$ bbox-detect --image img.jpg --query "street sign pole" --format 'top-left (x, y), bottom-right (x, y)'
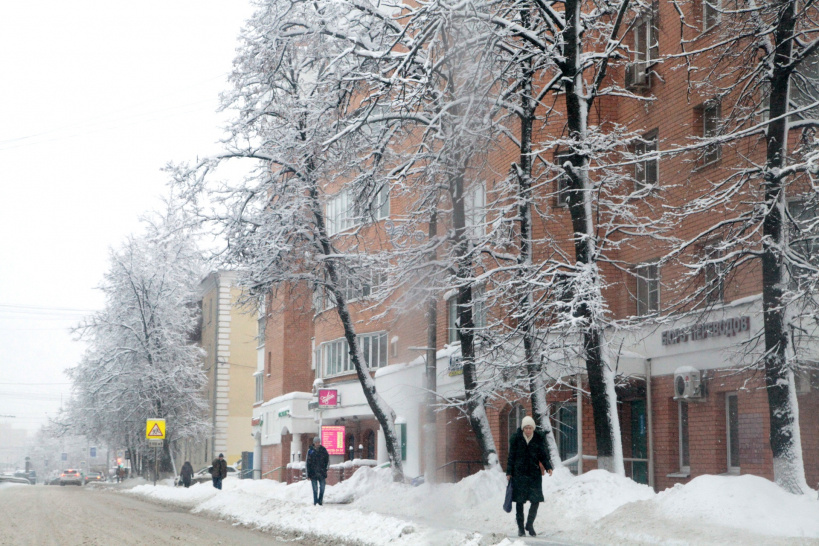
top-left (145, 419), bottom-right (167, 487)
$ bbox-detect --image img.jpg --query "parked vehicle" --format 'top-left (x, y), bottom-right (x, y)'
top-left (59, 469), bottom-right (82, 486)
top-left (191, 465), bottom-right (238, 484)
top-left (84, 471), bottom-right (105, 484)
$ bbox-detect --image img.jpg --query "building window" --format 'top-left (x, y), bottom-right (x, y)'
top-left (360, 331), bottom-right (388, 369)
top-left (788, 200), bottom-right (819, 289)
top-left (255, 373), bottom-right (263, 404)
top-left (555, 152), bottom-right (572, 207)
top-left (704, 246), bottom-right (724, 304)
top-left (447, 296), bottom-right (459, 344)
top-left (473, 285), bottom-right (487, 330)
top-left (465, 182), bottom-right (486, 238)
top-left (791, 51), bottom-right (819, 120)
top-left (325, 184), bottom-right (390, 236)
top-left (555, 403), bottom-right (578, 474)
top-left (635, 262), bottom-right (660, 316)
top-left (698, 100), bottom-right (721, 166)
top-left (626, 4), bottom-right (658, 90)
top-left (634, 130), bottom-right (659, 190)
top-left (507, 403), bottom-right (526, 447)
top-left (319, 332), bottom-right (388, 377)
top-left (703, 0), bottom-right (720, 30)
top-left (726, 393), bottom-right (740, 473)
top-left (678, 400), bottom-right (690, 473)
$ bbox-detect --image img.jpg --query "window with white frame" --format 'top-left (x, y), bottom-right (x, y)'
top-left (788, 200), bottom-right (819, 289)
top-left (447, 289), bottom-right (486, 344)
top-left (726, 393), bottom-right (740, 472)
top-left (678, 400), bottom-right (690, 473)
top-left (254, 373), bottom-right (263, 404)
top-left (635, 262), bottom-right (660, 316)
top-left (634, 130), bottom-right (659, 190)
top-left (703, 0), bottom-right (720, 31)
top-left (473, 284), bottom-right (487, 330)
top-left (791, 50), bottom-right (819, 120)
top-left (325, 184), bottom-right (390, 236)
top-left (465, 182), bottom-right (486, 238)
top-left (626, 4), bottom-right (658, 90)
top-left (313, 269), bottom-right (385, 313)
top-left (447, 296), bottom-right (459, 344)
top-left (700, 100), bottom-right (721, 166)
top-left (704, 245), bottom-right (724, 304)
top-left (318, 332), bottom-right (388, 377)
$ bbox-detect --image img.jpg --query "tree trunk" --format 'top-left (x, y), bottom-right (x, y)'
top-left (451, 163), bottom-right (499, 469)
top-left (561, 0), bottom-right (624, 474)
top-left (761, 1), bottom-right (809, 494)
top-left (515, 16), bottom-right (561, 463)
top-left (310, 188), bottom-right (405, 482)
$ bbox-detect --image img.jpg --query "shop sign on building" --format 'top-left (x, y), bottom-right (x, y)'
top-left (662, 316), bottom-right (750, 346)
top-left (322, 425), bottom-right (345, 455)
top-left (318, 389), bottom-right (338, 408)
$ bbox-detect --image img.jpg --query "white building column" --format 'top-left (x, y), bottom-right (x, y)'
top-left (253, 432), bottom-right (262, 480)
top-left (291, 433), bottom-right (302, 462)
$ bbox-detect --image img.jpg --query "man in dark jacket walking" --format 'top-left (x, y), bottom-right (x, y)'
top-left (210, 453), bottom-right (227, 490)
top-left (507, 416), bottom-right (553, 537)
top-left (306, 436), bottom-right (329, 505)
top-left (180, 461), bottom-right (194, 488)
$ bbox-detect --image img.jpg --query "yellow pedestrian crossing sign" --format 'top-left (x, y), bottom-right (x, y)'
top-left (146, 419), bottom-right (166, 439)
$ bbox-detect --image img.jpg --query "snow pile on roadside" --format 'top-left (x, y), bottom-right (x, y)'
top-left (123, 465), bottom-right (819, 545)
top-left (654, 474), bottom-right (819, 538)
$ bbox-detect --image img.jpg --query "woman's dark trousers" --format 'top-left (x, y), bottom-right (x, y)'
top-left (515, 502), bottom-right (539, 535)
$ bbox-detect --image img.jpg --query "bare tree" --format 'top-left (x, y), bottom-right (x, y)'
top-left (172, 0), bottom-right (408, 480)
top-left (59, 208), bottom-right (210, 474)
top-left (665, 0), bottom-right (819, 494)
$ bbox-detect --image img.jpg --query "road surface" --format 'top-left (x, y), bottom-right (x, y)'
top-left (0, 483), bottom-right (296, 545)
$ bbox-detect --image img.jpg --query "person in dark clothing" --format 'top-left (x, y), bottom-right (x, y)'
top-left (507, 416), bottom-right (553, 537)
top-left (210, 453), bottom-right (227, 490)
top-left (305, 436), bottom-right (329, 505)
top-left (180, 461), bottom-right (194, 488)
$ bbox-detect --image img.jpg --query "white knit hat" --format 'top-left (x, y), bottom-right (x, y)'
top-left (521, 416), bottom-right (536, 429)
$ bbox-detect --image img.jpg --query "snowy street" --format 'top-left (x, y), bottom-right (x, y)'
top-left (0, 483), bottom-right (292, 546)
top-left (5, 465), bottom-right (812, 546)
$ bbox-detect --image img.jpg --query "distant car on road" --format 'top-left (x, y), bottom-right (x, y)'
top-left (12, 470), bottom-right (35, 484)
top-left (59, 469), bottom-right (82, 486)
top-left (84, 471), bottom-right (105, 484)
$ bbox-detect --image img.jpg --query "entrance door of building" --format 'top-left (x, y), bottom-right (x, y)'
top-left (630, 400), bottom-right (648, 484)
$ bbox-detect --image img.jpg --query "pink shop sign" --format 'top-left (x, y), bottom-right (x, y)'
top-left (318, 389), bottom-right (338, 408)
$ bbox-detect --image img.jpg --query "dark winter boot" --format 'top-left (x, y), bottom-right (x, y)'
top-left (526, 502), bottom-right (540, 537)
top-left (515, 503), bottom-right (525, 536)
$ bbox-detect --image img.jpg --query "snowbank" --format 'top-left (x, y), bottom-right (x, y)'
top-left (121, 465), bottom-right (819, 545)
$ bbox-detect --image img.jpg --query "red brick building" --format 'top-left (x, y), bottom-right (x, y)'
top-left (250, 0), bottom-right (819, 491)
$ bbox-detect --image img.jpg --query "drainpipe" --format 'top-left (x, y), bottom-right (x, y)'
top-left (576, 373), bottom-right (583, 475)
top-left (211, 275), bottom-right (220, 460)
top-left (646, 358), bottom-right (654, 489)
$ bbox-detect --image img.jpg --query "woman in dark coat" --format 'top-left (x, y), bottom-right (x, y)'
top-left (180, 461), bottom-right (194, 488)
top-left (507, 415), bottom-right (553, 537)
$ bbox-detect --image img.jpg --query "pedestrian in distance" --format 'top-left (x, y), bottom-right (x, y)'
top-left (211, 453), bottom-right (227, 490)
top-left (506, 415), bottom-right (553, 537)
top-left (306, 436), bottom-right (329, 505)
top-left (180, 461), bottom-right (194, 488)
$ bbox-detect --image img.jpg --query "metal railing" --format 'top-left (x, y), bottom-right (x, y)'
top-left (240, 468), bottom-right (262, 480)
top-left (262, 466), bottom-right (286, 481)
top-left (436, 460), bottom-right (482, 483)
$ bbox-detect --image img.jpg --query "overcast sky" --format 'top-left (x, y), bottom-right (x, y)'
top-left (0, 1), bottom-right (254, 434)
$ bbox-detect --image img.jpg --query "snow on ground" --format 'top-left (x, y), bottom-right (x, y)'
top-left (121, 466), bottom-right (819, 545)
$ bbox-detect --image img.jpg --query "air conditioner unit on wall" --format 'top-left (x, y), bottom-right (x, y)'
top-left (674, 366), bottom-right (703, 400)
